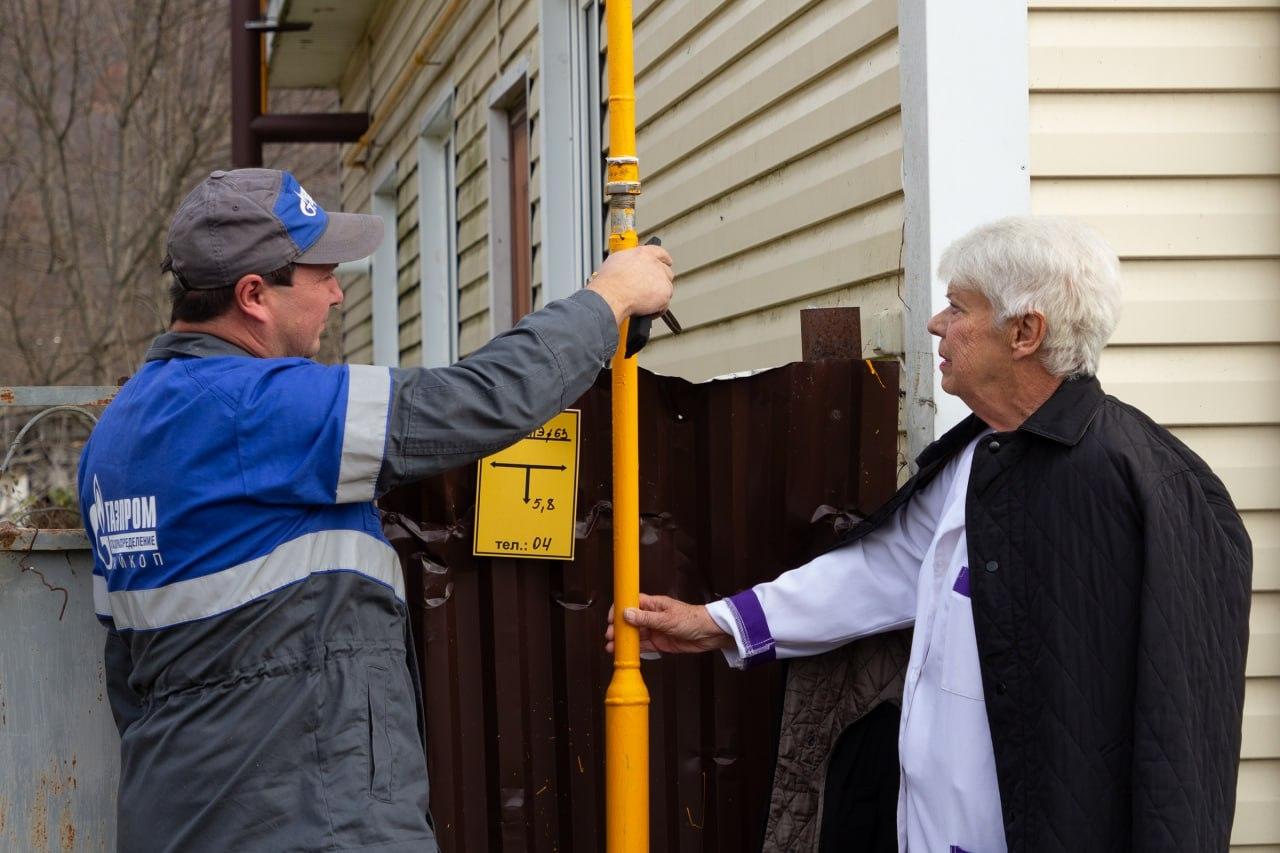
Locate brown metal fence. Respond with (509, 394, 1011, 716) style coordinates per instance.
(380, 308, 900, 852)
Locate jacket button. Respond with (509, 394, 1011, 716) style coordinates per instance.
(985, 560, 999, 573)
(996, 682, 1008, 695)
(988, 440, 1001, 453)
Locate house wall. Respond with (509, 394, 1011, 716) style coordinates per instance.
(630, 0, 906, 380)
(337, 0, 542, 366)
(337, 0, 905, 379)
(335, 0, 909, 462)
(1026, 3, 1280, 848)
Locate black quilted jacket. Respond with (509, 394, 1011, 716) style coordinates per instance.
(836, 375, 1252, 851)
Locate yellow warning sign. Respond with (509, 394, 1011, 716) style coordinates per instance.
(473, 409, 581, 561)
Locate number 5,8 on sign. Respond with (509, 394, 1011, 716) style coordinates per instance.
(473, 409, 581, 561)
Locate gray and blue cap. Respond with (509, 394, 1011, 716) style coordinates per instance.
(163, 168, 383, 290)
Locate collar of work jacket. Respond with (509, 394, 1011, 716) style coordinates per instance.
(145, 331, 256, 362)
(859, 375, 1104, 540)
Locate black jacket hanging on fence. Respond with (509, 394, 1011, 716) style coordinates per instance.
(764, 375, 1252, 852)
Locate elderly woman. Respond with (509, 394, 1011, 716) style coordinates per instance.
(611, 217, 1252, 853)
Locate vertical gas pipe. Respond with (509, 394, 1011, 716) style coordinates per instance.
(603, 1, 648, 851)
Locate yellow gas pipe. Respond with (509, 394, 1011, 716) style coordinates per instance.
(603, 1, 648, 851)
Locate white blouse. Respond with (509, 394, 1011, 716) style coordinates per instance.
(706, 433, 1006, 853)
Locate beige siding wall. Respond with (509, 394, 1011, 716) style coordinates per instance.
(334, 0, 903, 377)
(1027, 3, 1280, 848)
(335, 0, 902, 375)
(631, 0, 905, 380)
(337, 0, 541, 364)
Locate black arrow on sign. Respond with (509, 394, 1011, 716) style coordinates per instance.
(489, 461, 568, 503)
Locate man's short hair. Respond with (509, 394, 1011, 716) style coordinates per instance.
(938, 216, 1123, 378)
(166, 262, 296, 324)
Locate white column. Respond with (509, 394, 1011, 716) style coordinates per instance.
(899, 0, 1030, 460)
(418, 95, 457, 368)
(371, 167, 401, 368)
(538, 0, 603, 303)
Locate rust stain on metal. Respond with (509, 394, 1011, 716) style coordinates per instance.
(0, 521, 21, 550)
(26, 758, 81, 853)
(57, 804, 74, 851)
(28, 782, 48, 852)
(0, 388, 13, 404)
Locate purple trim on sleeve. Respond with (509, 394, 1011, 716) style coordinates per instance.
(949, 847, 973, 853)
(952, 565, 971, 598)
(724, 589, 776, 667)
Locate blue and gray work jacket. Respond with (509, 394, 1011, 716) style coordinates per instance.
(78, 290, 618, 852)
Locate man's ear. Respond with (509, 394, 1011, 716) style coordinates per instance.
(1010, 311, 1048, 361)
(233, 274, 270, 323)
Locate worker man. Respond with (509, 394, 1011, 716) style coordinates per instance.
(610, 217, 1251, 852)
(79, 167, 674, 852)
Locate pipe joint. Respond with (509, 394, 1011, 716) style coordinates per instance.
(605, 182, 642, 196)
(607, 200, 636, 240)
(605, 156, 641, 197)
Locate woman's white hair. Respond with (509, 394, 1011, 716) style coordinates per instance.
(937, 216, 1123, 377)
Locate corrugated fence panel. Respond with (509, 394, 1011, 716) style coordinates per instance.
(381, 352, 900, 853)
(1028, 4, 1280, 848)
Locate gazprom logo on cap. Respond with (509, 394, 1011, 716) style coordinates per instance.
(297, 185, 318, 217)
(273, 171, 328, 253)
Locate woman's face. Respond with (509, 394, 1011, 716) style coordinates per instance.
(926, 286, 1016, 408)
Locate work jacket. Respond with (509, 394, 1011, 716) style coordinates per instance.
(79, 291, 618, 852)
(764, 376, 1252, 852)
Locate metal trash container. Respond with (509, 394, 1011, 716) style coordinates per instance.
(1, 527, 118, 851)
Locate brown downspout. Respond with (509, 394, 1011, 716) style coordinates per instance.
(229, 0, 372, 169)
(259, 0, 269, 115)
(230, 0, 262, 168)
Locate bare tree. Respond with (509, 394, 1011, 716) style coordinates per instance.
(0, 0, 231, 384)
(0, 0, 342, 386)
(0, 0, 342, 525)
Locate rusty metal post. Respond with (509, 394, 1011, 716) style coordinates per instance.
(800, 307, 899, 512)
(801, 307, 862, 361)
